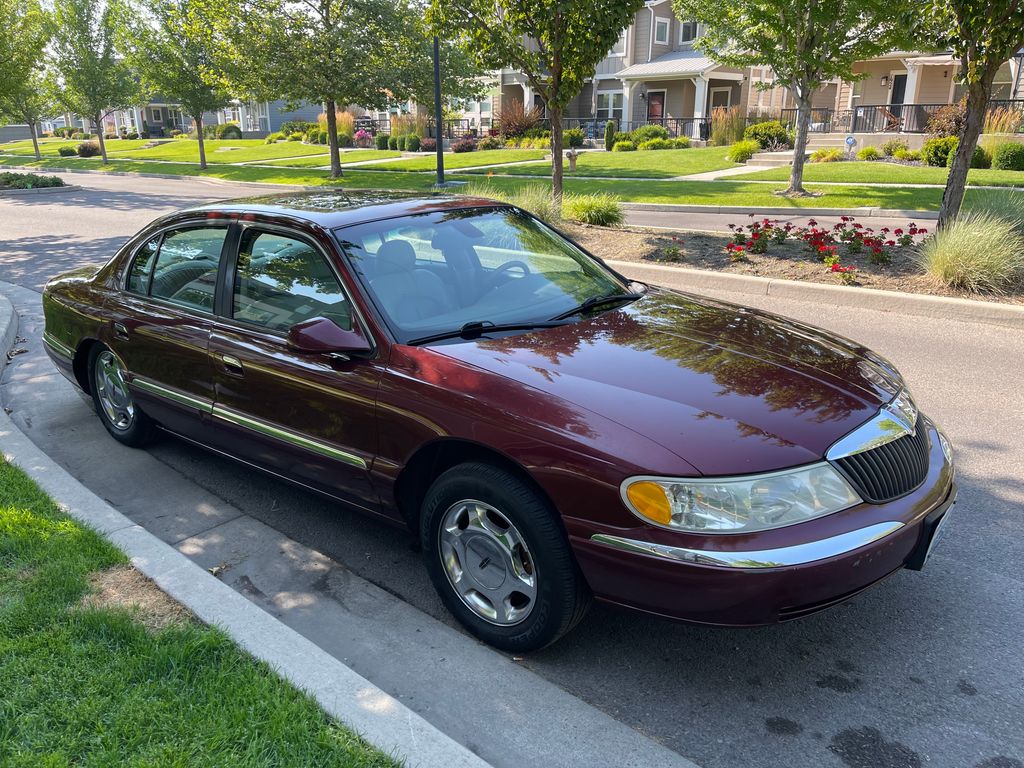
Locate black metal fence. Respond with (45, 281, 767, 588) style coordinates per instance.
(779, 100, 1024, 134)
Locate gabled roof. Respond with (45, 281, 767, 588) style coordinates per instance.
(616, 49, 719, 80)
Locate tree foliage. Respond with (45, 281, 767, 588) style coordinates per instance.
(121, 0, 232, 168)
(429, 0, 645, 200)
(673, 0, 907, 194)
(914, 0, 1024, 226)
(0, 0, 52, 160)
(50, 0, 143, 162)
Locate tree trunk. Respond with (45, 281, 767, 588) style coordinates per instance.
(326, 100, 342, 179)
(786, 86, 812, 195)
(195, 115, 207, 169)
(28, 120, 41, 161)
(550, 103, 564, 205)
(938, 69, 996, 229)
(96, 114, 108, 163)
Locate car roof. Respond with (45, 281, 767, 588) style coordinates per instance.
(179, 190, 507, 229)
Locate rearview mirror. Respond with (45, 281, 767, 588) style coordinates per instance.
(287, 317, 371, 357)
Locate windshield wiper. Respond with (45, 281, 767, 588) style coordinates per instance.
(548, 292, 644, 322)
(406, 320, 567, 346)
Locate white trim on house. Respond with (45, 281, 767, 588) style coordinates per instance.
(644, 87, 667, 121)
(678, 19, 697, 45)
(653, 17, 670, 45)
(709, 86, 732, 109)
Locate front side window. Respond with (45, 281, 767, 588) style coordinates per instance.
(233, 230, 352, 332)
(336, 208, 629, 344)
(654, 18, 670, 45)
(136, 226, 228, 312)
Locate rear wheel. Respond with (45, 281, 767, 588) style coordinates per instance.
(88, 344, 157, 447)
(421, 462, 590, 652)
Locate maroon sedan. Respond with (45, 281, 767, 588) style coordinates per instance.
(42, 191, 956, 651)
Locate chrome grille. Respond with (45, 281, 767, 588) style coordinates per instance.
(832, 417, 930, 503)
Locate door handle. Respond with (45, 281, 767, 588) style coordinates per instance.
(113, 322, 129, 340)
(221, 354, 244, 375)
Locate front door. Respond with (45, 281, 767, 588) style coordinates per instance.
(208, 224, 381, 512)
(890, 74, 908, 118)
(646, 91, 665, 123)
(107, 222, 231, 438)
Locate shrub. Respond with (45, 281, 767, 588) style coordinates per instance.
(946, 143, 991, 169)
(881, 138, 909, 156)
(215, 122, 242, 140)
(604, 119, 617, 150)
(476, 135, 502, 150)
(744, 120, 790, 149)
(498, 98, 543, 137)
(126, 131, 139, 140)
(611, 140, 635, 152)
(374, 133, 390, 150)
(57, 146, 77, 157)
(420, 137, 437, 152)
(710, 105, 746, 146)
(922, 136, 959, 167)
(523, 127, 551, 139)
(169, 129, 182, 137)
(630, 124, 670, 143)
(320, 129, 330, 144)
(918, 212, 1024, 293)
(280, 120, 316, 136)
(564, 127, 585, 148)
(811, 148, 844, 163)
(335, 111, 355, 140)
(727, 139, 760, 163)
(857, 146, 881, 161)
(71, 132, 85, 140)
(964, 193, 1024, 231)
(0, 171, 66, 189)
(386, 135, 398, 150)
(287, 133, 302, 141)
(104, 132, 117, 140)
(337, 133, 353, 148)
(893, 148, 921, 162)
(405, 134, 420, 152)
(265, 131, 284, 144)
(637, 138, 675, 151)
(76, 141, 100, 157)
(138, 131, 149, 139)
(451, 138, 477, 153)
(673, 136, 691, 149)
(927, 100, 967, 138)
(396, 135, 408, 151)
(992, 142, 1024, 171)
(562, 193, 623, 226)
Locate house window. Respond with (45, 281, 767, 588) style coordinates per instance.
(596, 92, 624, 121)
(609, 29, 626, 57)
(480, 97, 492, 113)
(152, 108, 162, 122)
(991, 62, 1013, 100)
(654, 18, 670, 45)
(679, 20, 697, 44)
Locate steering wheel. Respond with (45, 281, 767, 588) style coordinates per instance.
(480, 260, 531, 293)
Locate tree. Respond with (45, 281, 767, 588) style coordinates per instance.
(674, 0, 906, 195)
(0, 0, 50, 160)
(50, 0, 143, 163)
(916, 1, 1024, 227)
(429, 0, 645, 202)
(121, 0, 231, 169)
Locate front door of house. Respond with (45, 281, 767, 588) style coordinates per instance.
(647, 92, 665, 123)
(890, 74, 908, 114)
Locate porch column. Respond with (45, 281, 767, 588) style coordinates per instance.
(238, 103, 250, 131)
(622, 81, 640, 131)
(521, 83, 534, 110)
(132, 107, 144, 133)
(691, 76, 708, 139)
(904, 63, 923, 104)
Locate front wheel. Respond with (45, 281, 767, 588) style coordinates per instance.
(420, 462, 590, 652)
(88, 344, 157, 447)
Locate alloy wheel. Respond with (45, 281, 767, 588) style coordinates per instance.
(94, 350, 135, 431)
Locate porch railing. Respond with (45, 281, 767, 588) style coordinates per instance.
(779, 100, 1024, 134)
(489, 117, 711, 141)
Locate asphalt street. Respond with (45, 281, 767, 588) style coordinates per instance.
(1, 172, 1022, 768)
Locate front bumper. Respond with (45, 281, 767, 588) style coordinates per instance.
(570, 418, 955, 626)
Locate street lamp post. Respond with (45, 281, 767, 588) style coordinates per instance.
(433, 35, 446, 186)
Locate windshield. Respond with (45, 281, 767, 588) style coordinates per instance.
(334, 207, 631, 344)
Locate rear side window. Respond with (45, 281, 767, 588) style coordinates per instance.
(127, 226, 228, 313)
(232, 230, 352, 332)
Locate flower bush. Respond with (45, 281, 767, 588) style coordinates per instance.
(354, 129, 373, 148)
(451, 138, 477, 153)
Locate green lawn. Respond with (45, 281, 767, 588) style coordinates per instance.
(0, 458, 396, 768)
(0, 138, 153, 156)
(464, 147, 740, 179)
(3, 154, 1019, 211)
(731, 160, 1024, 187)
(371, 149, 548, 172)
(105, 139, 333, 164)
(261, 150, 402, 167)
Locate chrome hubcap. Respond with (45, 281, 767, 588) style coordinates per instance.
(438, 499, 538, 626)
(94, 350, 135, 431)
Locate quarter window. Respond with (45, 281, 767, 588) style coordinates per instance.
(127, 236, 161, 294)
(233, 230, 352, 332)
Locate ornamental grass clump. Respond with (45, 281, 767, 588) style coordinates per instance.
(918, 212, 1024, 293)
(463, 182, 562, 224)
(561, 193, 624, 227)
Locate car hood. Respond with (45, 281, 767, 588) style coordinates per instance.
(431, 288, 903, 475)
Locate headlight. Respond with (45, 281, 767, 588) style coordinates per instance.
(622, 463, 862, 534)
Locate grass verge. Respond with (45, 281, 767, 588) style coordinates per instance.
(0, 457, 398, 767)
(370, 149, 548, 171)
(463, 147, 739, 178)
(260, 150, 403, 168)
(728, 161, 1024, 187)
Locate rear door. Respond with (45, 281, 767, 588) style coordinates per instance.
(106, 221, 232, 438)
(207, 223, 382, 512)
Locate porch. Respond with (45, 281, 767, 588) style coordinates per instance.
(780, 99, 1024, 134)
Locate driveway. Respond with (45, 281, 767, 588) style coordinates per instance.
(2, 172, 1022, 768)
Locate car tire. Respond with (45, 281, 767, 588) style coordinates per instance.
(87, 343, 158, 447)
(421, 462, 591, 652)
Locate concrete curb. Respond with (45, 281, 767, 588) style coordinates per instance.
(0, 184, 83, 197)
(609, 260, 1024, 329)
(0, 293, 489, 768)
(620, 202, 939, 219)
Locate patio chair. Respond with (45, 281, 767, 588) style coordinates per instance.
(881, 107, 902, 133)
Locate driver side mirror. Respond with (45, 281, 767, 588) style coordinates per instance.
(287, 317, 371, 358)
